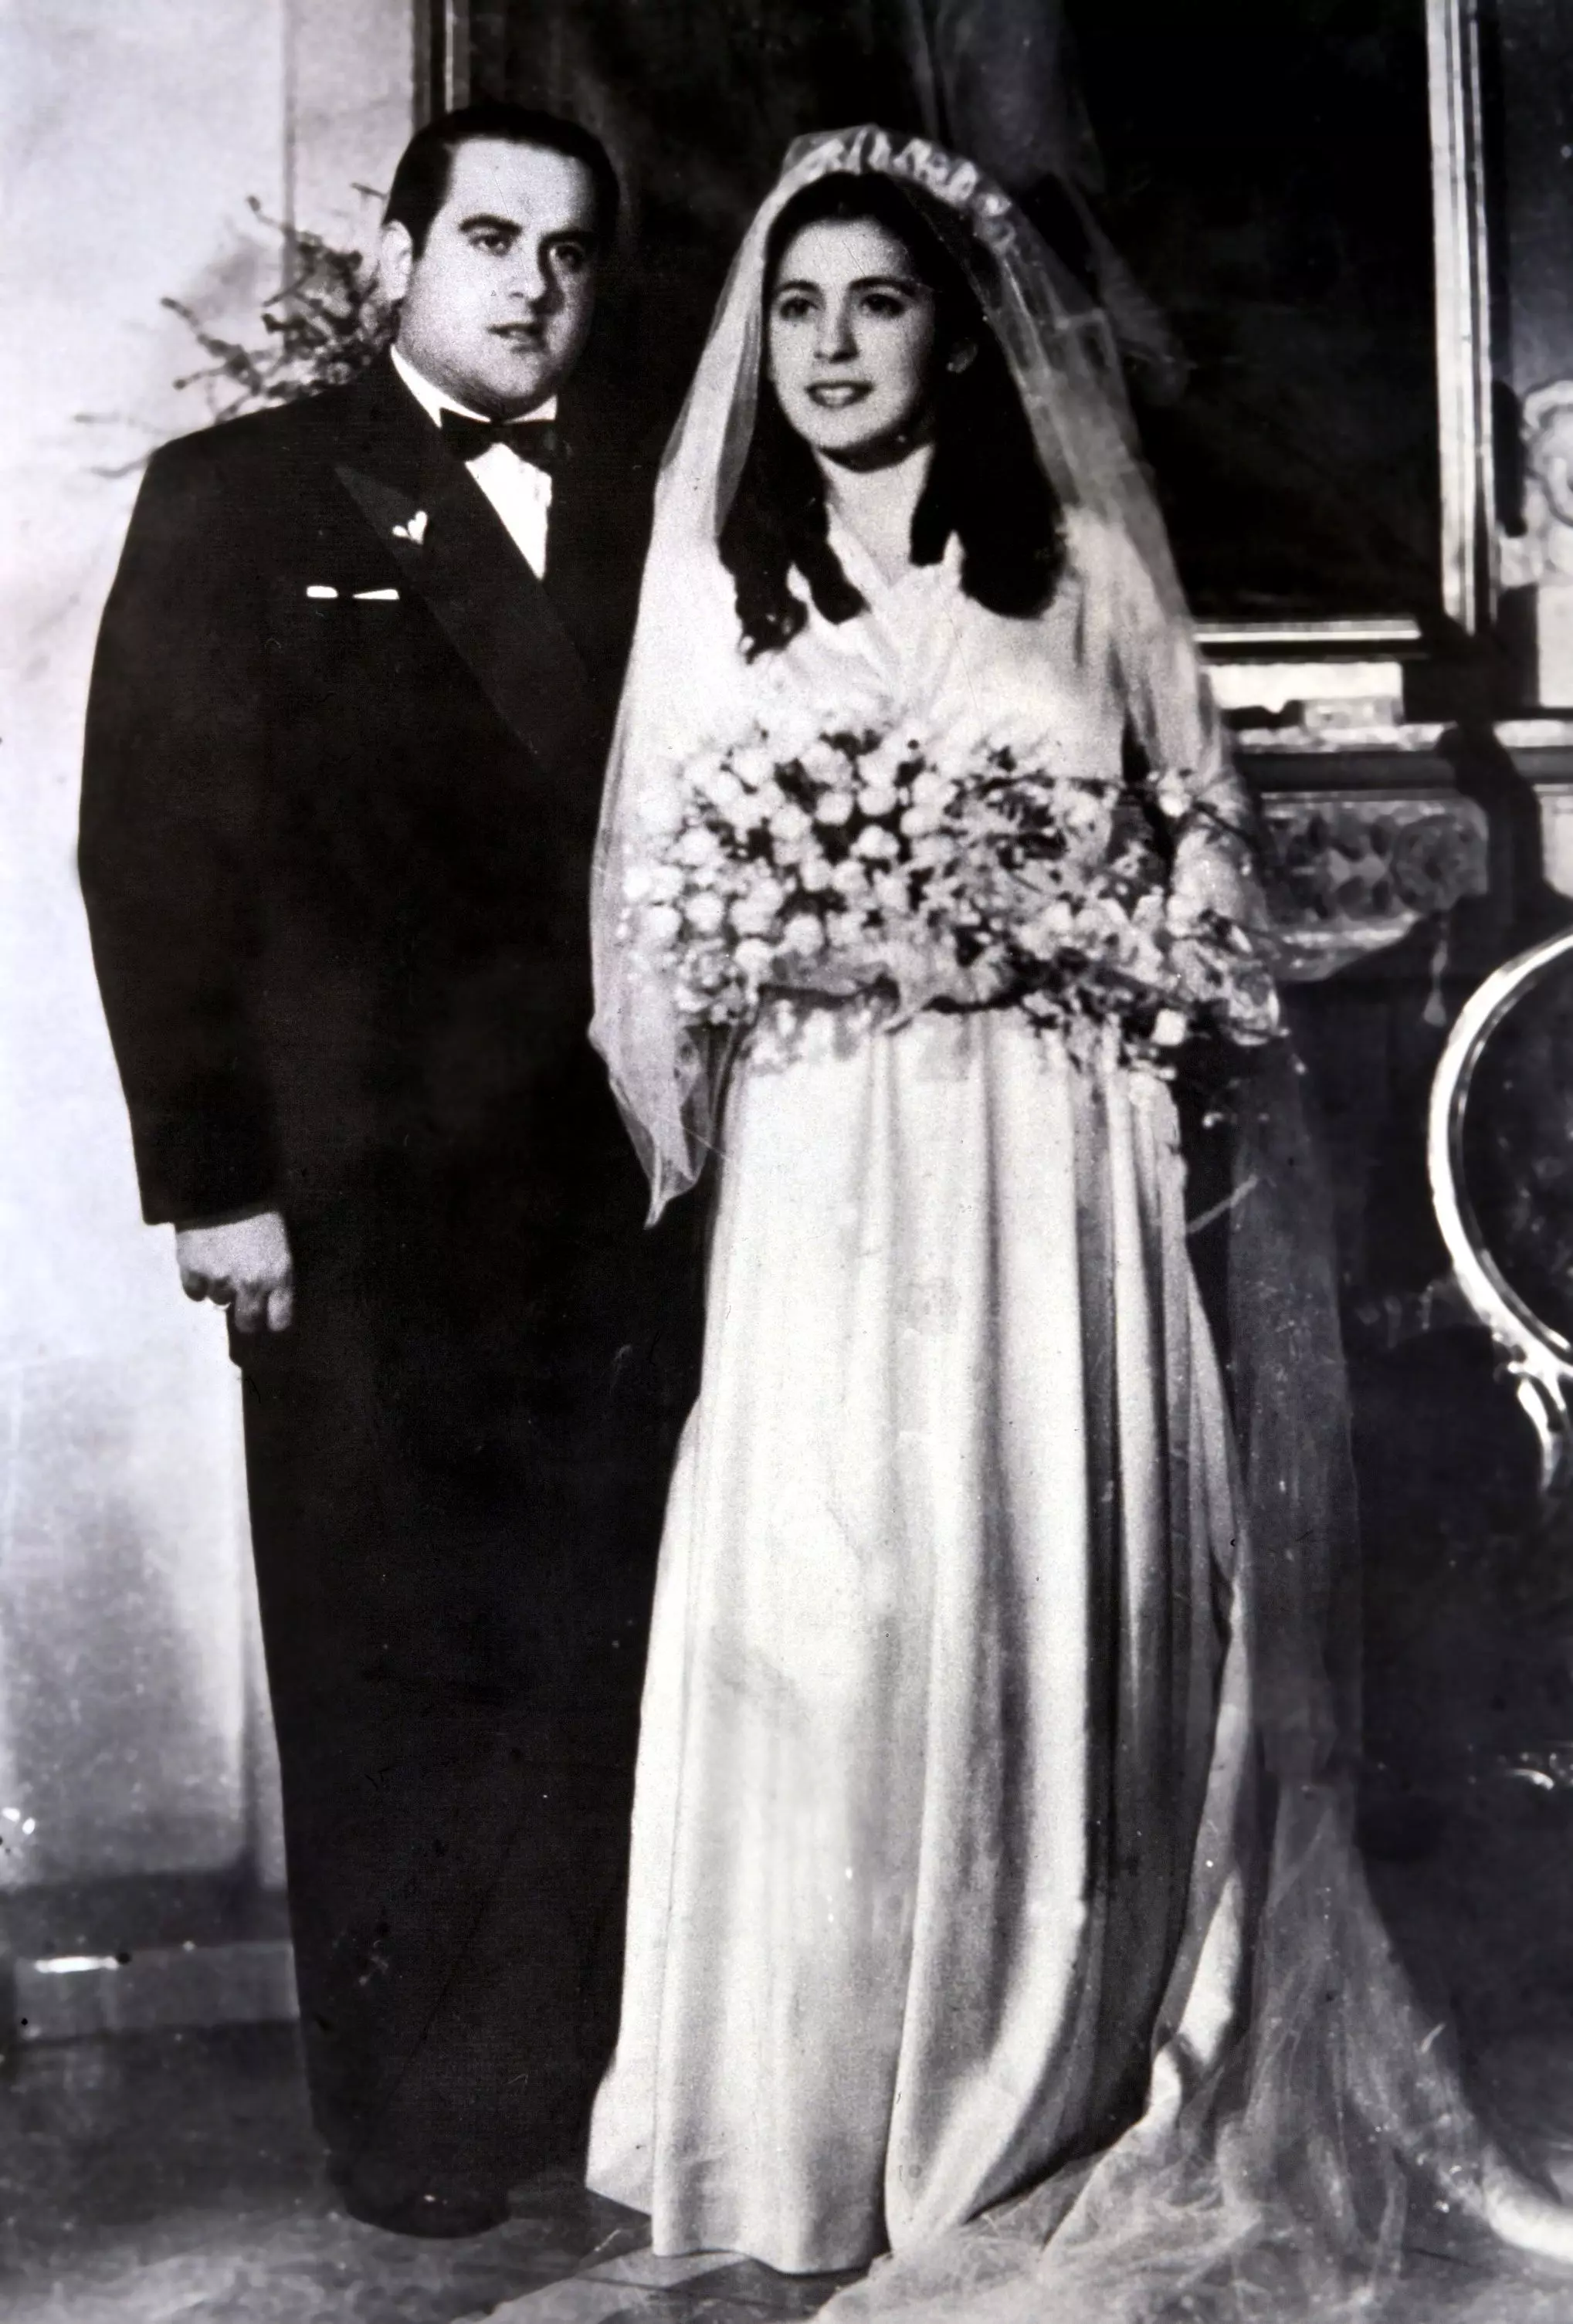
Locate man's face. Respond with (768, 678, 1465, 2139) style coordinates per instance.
(381, 139, 601, 417)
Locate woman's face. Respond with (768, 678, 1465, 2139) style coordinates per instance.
(765, 216, 939, 463)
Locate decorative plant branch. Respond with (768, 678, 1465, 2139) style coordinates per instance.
(164, 195, 393, 422)
(78, 194, 393, 472)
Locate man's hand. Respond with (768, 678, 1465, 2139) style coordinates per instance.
(175, 1210, 295, 1333)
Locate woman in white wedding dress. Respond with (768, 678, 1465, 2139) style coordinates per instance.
(584, 128, 1573, 2320)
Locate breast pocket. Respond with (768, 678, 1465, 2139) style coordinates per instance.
(266, 575, 418, 705)
(303, 584, 402, 603)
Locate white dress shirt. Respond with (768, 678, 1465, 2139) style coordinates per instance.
(392, 345, 554, 580)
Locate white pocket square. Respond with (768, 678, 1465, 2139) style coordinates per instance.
(353, 588, 401, 601)
(392, 510, 429, 546)
(305, 584, 338, 599)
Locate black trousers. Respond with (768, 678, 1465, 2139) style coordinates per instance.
(236, 1181, 699, 2187)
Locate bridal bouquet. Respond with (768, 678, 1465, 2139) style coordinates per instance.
(621, 708, 1280, 1069)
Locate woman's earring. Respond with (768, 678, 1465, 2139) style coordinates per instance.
(945, 341, 978, 376)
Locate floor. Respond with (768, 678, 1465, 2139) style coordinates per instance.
(9, 2010, 1573, 2323)
(11, 1331, 1573, 2322)
(0, 2024, 858, 2324)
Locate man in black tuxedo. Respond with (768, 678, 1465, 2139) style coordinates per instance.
(80, 105, 696, 2237)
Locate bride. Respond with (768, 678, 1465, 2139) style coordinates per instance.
(584, 126, 1573, 2318)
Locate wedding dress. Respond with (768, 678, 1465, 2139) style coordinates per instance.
(588, 511, 1280, 2273)
(583, 127, 1559, 2322)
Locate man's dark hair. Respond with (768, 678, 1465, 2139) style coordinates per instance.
(384, 102, 620, 256)
(719, 173, 1066, 659)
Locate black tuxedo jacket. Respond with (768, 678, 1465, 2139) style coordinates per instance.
(80, 355, 654, 1301)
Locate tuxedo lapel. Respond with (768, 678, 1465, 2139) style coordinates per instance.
(331, 361, 605, 789)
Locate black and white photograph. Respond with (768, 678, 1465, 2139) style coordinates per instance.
(12, 5, 1573, 2319)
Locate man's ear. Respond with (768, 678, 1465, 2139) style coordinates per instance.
(378, 220, 415, 307)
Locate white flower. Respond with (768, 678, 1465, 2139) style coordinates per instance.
(1056, 786, 1107, 844)
(684, 951, 727, 992)
(907, 835, 951, 872)
(696, 767, 748, 821)
(1019, 899, 1076, 954)
(636, 790, 684, 840)
(1155, 771, 1192, 821)
(859, 782, 900, 818)
(854, 826, 897, 860)
(830, 859, 870, 898)
(800, 740, 849, 788)
(734, 937, 773, 979)
(857, 733, 912, 791)
(782, 913, 827, 957)
(641, 903, 682, 947)
(684, 891, 726, 934)
(769, 801, 813, 845)
(815, 791, 855, 827)
(625, 862, 684, 905)
(676, 825, 723, 868)
(731, 744, 775, 791)
(1152, 1008, 1188, 1048)
(731, 879, 786, 935)
(798, 855, 835, 893)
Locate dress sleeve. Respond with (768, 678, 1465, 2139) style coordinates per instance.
(1090, 517, 1263, 936)
(1086, 516, 1331, 985)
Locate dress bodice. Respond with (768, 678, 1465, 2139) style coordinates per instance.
(761, 514, 1127, 794)
(716, 510, 1264, 942)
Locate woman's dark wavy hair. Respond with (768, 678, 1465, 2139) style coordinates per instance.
(718, 174, 1066, 659)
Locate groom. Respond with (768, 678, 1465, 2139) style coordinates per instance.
(80, 104, 695, 2235)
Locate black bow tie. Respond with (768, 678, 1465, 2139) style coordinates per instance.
(439, 410, 560, 471)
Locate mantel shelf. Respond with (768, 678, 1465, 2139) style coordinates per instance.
(1237, 720, 1573, 757)
(1496, 720, 1573, 753)
(1236, 724, 1447, 756)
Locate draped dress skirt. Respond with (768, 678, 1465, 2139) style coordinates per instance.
(587, 1001, 1256, 2275)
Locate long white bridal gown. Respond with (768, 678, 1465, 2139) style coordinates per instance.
(587, 518, 1354, 2277)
